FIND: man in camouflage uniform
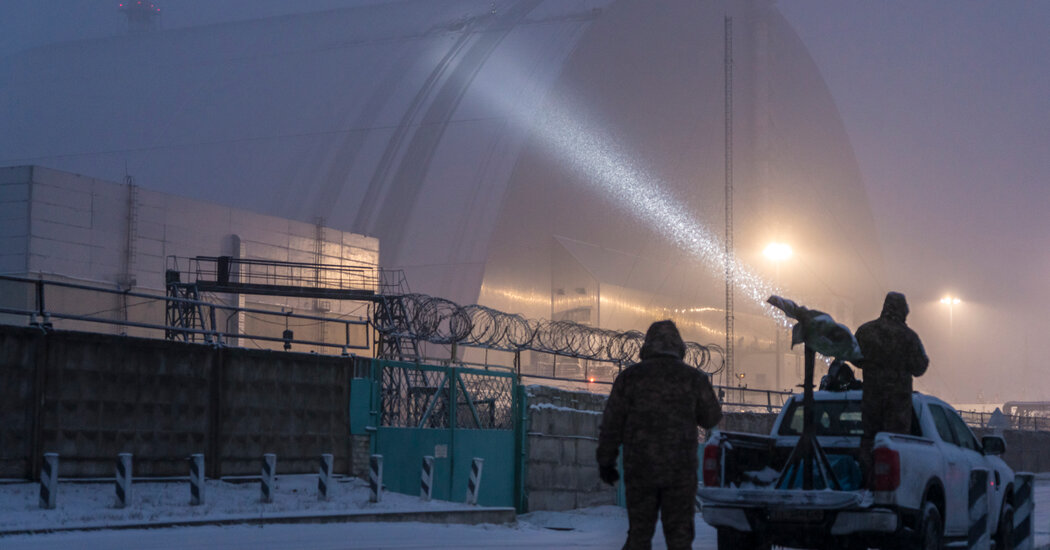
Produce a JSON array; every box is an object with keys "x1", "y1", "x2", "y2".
[
  {"x1": 596, "y1": 320, "x2": 722, "y2": 550},
  {"x1": 854, "y1": 292, "x2": 929, "y2": 485}
]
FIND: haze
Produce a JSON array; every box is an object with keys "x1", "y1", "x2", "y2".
[{"x1": 1, "y1": 0, "x2": 1048, "y2": 404}]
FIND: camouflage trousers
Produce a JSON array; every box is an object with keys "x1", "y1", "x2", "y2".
[{"x1": 622, "y1": 483, "x2": 696, "y2": 550}]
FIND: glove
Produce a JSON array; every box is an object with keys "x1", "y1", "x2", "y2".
[{"x1": 599, "y1": 465, "x2": 620, "y2": 486}]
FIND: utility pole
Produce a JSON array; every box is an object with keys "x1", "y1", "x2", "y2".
[{"x1": 723, "y1": 15, "x2": 735, "y2": 385}]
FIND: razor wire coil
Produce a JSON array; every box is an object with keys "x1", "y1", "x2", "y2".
[{"x1": 375, "y1": 294, "x2": 723, "y2": 374}]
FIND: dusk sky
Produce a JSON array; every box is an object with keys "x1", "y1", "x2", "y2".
[
  {"x1": 2, "y1": 1, "x2": 1048, "y2": 402},
  {"x1": 777, "y1": 2, "x2": 1050, "y2": 401}
]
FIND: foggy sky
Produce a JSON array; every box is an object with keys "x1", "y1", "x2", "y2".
[
  {"x1": 777, "y1": 2, "x2": 1050, "y2": 403},
  {"x1": 2, "y1": 1, "x2": 1049, "y2": 403}
]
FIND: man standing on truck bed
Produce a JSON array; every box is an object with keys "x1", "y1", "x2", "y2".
[
  {"x1": 854, "y1": 291, "x2": 930, "y2": 486},
  {"x1": 596, "y1": 320, "x2": 723, "y2": 550}
]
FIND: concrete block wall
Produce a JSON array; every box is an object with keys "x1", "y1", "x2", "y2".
[
  {"x1": 0, "y1": 324, "x2": 357, "y2": 479},
  {"x1": 522, "y1": 385, "x2": 790, "y2": 511},
  {"x1": 720, "y1": 410, "x2": 778, "y2": 435},
  {"x1": 524, "y1": 385, "x2": 616, "y2": 511}
]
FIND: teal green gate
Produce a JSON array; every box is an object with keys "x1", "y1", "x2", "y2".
[{"x1": 356, "y1": 360, "x2": 521, "y2": 509}]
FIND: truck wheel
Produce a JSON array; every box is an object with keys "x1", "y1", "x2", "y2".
[
  {"x1": 917, "y1": 501, "x2": 943, "y2": 550},
  {"x1": 995, "y1": 502, "x2": 1014, "y2": 550},
  {"x1": 717, "y1": 528, "x2": 770, "y2": 550}
]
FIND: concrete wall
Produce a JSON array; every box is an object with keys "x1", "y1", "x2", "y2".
[
  {"x1": 521, "y1": 385, "x2": 1050, "y2": 511},
  {"x1": 0, "y1": 324, "x2": 359, "y2": 479},
  {"x1": 524, "y1": 385, "x2": 614, "y2": 512},
  {"x1": 522, "y1": 385, "x2": 780, "y2": 511}
]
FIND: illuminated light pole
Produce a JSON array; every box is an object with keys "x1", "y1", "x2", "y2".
[
  {"x1": 940, "y1": 296, "x2": 960, "y2": 371},
  {"x1": 764, "y1": 242, "x2": 793, "y2": 391},
  {"x1": 939, "y1": 295, "x2": 961, "y2": 338}
]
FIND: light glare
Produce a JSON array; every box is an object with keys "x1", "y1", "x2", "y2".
[{"x1": 763, "y1": 242, "x2": 793, "y2": 262}]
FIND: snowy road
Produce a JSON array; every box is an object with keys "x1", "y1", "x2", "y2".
[
  {"x1": 2, "y1": 479, "x2": 1048, "y2": 549},
  {"x1": 0, "y1": 506, "x2": 716, "y2": 549}
]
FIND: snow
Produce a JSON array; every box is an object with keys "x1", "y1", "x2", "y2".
[
  {"x1": 1, "y1": 474, "x2": 1049, "y2": 549},
  {"x1": 529, "y1": 403, "x2": 603, "y2": 415},
  {"x1": 0, "y1": 475, "x2": 474, "y2": 534}
]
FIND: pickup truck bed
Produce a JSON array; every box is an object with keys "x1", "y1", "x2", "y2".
[{"x1": 697, "y1": 390, "x2": 1015, "y2": 549}]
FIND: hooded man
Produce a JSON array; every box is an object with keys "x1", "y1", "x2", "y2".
[
  {"x1": 854, "y1": 292, "x2": 930, "y2": 482},
  {"x1": 596, "y1": 320, "x2": 722, "y2": 550}
]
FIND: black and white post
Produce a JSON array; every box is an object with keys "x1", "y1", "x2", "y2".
[
  {"x1": 369, "y1": 454, "x2": 383, "y2": 503},
  {"x1": 39, "y1": 452, "x2": 58, "y2": 509},
  {"x1": 969, "y1": 468, "x2": 990, "y2": 550},
  {"x1": 189, "y1": 453, "x2": 205, "y2": 506},
  {"x1": 466, "y1": 457, "x2": 484, "y2": 505},
  {"x1": 115, "y1": 453, "x2": 133, "y2": 508},
  {"x1": 318, "y1": 453, "x2": 333, "y2": 501},
  {"x1": 420, "y1": 455, "x2": 434, "y2": 501},
  {"x1": 1013, "y1": 472, "x2": 1035, "y2": 550},
  {"x1": 261, "y1": 453, "x2": 276, "y2": 503}
]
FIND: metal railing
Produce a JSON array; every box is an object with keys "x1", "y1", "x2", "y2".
[
  {"x1": 167, "y1": 255, "x2": 381, "y2": 294},
  {"x1": 958, "y1": 409, "x2": 1050, "y2": 432},
  {"x1": 0, "y1": 274, "x2": 370, "y2": 354},
  {"x1": 6, "y1": 274, "x2": 1044, "y2": 428}
]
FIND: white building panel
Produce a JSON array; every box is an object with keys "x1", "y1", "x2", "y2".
[{"x1": 0, "y1": 168, "x2": 379, "y2": 297}]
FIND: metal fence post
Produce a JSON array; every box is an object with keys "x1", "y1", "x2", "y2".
[
  {"x1": 369, "y1": 454, "x2": 383, "y2": 503},
  {"x1": 261, "y1": 453, "x2": 276, "y2": 503},
  {"x1": 968, "y1": 469, "x2": 990, "y2": 549},
  {"x1": 318, "y1": 453, "x2": 333, "y2": 501},
  {"x1": 115, "y1": 453, "x2": 132, "y2": 508},
  {"x1": 39, "y1": 452, "x2": 58, "y2": 509},
  {"x1": 189, "y1": 454, "x2": 205, "y2": 505},
  {"x1": 1013, "y1": 472, "x2": 1035, "y2": 550},
  {"x1": 467, "y1": 457, "x2": 484, "y2": 505},
  {"x1": 420, "y1": 455, "x2": 434, "y2": 501}
]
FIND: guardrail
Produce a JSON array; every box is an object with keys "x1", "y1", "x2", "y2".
[
  {"x1": 958, "y1": 409, "x2": 1050, "y2": 432},
  {"x1": 0, "y1": 274, "x2": 370, "y2": 354}
]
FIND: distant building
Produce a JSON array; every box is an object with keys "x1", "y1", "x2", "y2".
[
  {"x1": 0, "y1": 165, "x2": 378, "y2": 351},
  {"x1": 0, "y1": 0, "x2": 885, "y2": 389}
]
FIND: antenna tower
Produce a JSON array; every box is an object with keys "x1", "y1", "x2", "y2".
[{"x1": 723, "y1": 15, "x2": 735, "y2": 384}]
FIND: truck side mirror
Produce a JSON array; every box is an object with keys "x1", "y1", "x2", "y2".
[{"x1": 981, "y1": 435, "x2": 1006, "y2": 456}]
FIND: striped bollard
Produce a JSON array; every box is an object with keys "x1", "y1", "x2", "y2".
[
  {"x1": 466, "y1": 457, "x2": 484, "y2": 505},
  {"x1": 261, "y1": 453, "x2": 276, "y2": 503},
  {"x1": 1013, "y1": 472, "x2": 1035, "y2": 550},
  {"x1": 369, "y1": 454, "x2": 383, "y2": 503},
  {"x1": 39, "y1": 453, "x2": 58, "y2": 509},
  {"x1": 968, "y1": 468, "x2": 990, "y2": 550},
  {"x1": 318, "y1": 453, "x2": 333, "y2": 501},
  {"x1": 189, "y1": 454, "x2": 205, "y2": 505},
  {"x1": 115, "y1": 453, "x2": 133, "y2": 508},
  {"x1": 420, "y1": 456, "x2": 434, "y2": 501}
]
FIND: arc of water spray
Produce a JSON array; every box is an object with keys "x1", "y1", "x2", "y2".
[{"x1": 474, "y1": 68, "x2": 788, "y2": 326}]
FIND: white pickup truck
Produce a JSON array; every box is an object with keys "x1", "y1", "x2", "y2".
[{"x1": 698, "y1": 390, "x2": 1015, "y2": 549}]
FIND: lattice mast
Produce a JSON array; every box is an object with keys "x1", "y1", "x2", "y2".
[{"x1": 723, "y1": 15, "x2": 735, "y2": 384}]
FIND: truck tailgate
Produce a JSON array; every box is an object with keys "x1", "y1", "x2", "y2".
[{"x1": 698, "y1": 487, "x2": 865, "y2": 509}]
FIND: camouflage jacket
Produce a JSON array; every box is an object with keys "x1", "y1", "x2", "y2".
[
  {"x1": 854, "y1": 292, "x2": 929, "y2": 434},
  {"x1": 596, "y1": 321, "x2": 722, "y2": 487}
]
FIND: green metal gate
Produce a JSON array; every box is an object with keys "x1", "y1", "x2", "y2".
[{"x1": 353, "y1": 359, "x2": 522, "y2": 509}]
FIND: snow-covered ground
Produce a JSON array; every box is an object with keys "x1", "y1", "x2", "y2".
[{"x1": 1, "y1": 474, "x2": 1049, "y2": 549}]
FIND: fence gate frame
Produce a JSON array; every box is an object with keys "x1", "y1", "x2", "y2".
[{"x1": 360, "y1": 359, "x2": 522, "y2": 509}]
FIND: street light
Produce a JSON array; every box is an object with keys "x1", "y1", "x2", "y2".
[
  {"x1": 939, "y1": 295, "x2": 961, "y2": 337},
  {"x1": 763, "y1": 242, "x2": 793, "y2": 263},
  {"x1": 940, "y1": 296, "x2": 961, "y2": 370},
  {"x1": 764, "y1": 242, "x2": 793, "y2": 392}
]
